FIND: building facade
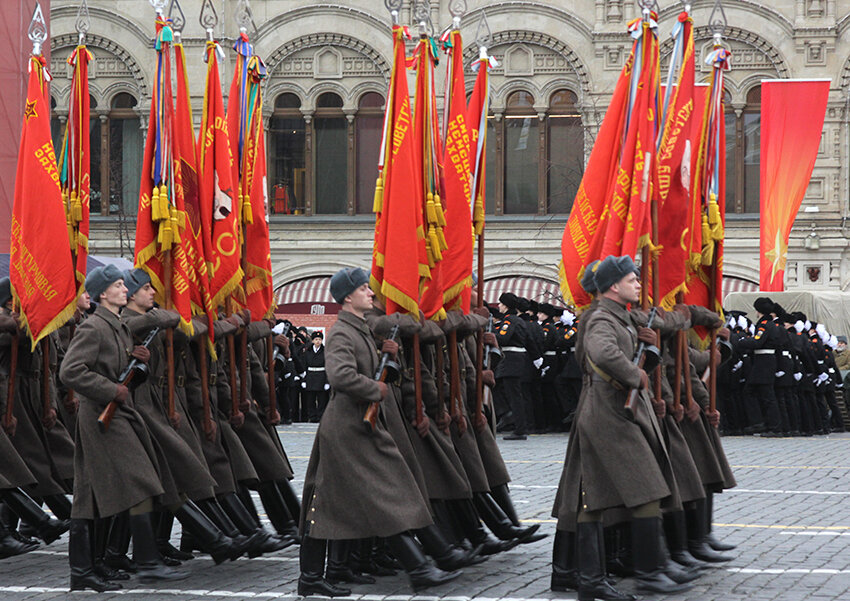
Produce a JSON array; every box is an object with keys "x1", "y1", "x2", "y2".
[{"x1": 46, "y1": 0, "x2": 850, "y2": 310}]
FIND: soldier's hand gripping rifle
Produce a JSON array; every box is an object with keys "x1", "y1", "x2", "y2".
[
  {"x1": 97, "y1": 327, "x2": 161, "y2": 433},
  {"x1": 363, "y1": 324, "x2": 400, "y2": 433},
  {"x1": 624, "y1": 307, "x2": 661, "y2": 417}
]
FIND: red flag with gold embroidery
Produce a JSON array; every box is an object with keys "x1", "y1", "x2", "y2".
[
  {"x1": 57, "y1": 44, "x2": 92, "y2": 296},
  {"x1": 10, "y1": 55, "x2": 77, "y2": 349},
  {"x1": 759, "y1": 80, "x2": 829, "y2": 291},
  {"x1": 439, "y1": 28, "x2": 473, "y2": 313},
  {"x1": 134, "y1": 17, "x2": 193, "y2": 335},
  {"x1": 466, "y1": 49, "x2": 492, "y2": 239},
  {"x1": 243, "y1": 121, "x2": 274, "y2": 319},
  {"x1": 199, "y1": 38, "x2": 242, "y2": 311},
  {"x1": 371, "y1": 25, "x2": 427, "y2": 316}
]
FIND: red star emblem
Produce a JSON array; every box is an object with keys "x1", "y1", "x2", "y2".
[{"x1": 24, "y1": 99, "x2": 37, "y2": 122}]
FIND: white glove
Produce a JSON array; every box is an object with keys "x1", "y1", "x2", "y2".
[
  {"x1": 301, "y1": 381, "x2": 307, "y2": 389},
  {"x1": 775, "y1": 371, "x2": 785, "y2": 378},
  {"x1": 794, "y1": 320, "x2": 805, "y2": 333},
  {"x1": 533, "y1": 357, "x2": 544, "y2": 370},
  {"x1": 560, "y1": 311, "x2": 575, "y2": 326},
  {"x1": 540, "y1": 366, "x2": 550, "y2": 377},
  {"x1": 323, "y1": 383, "x2": 330, "y2": 391},
  {"x1": 794, "y1": 372, "x2": 802, "y2": 381},
  {"x1": 804, "y1": 320, "x2": 812, "y2": 331},
  {"x1": 272, "y1": 323, "x2": 286, "y2": 335},
  {"x1": 829, "y1": 335, "x2": 838, "y2": 350},
  {"x1": 816, "y1": 323, "x2": 828, "y2": 339},
  {"x1": 732, "y1": 360, "x2": 743, "y2": 372},
  {"x1": 749, "y1": 325, "x2": 756, "y2": 335},
  {"x1": 817, "y1": 373, "x2": 829, "y2": 385},
  {"x1": 737, "y1": 316, "x2": 748, "y2": 330},
  {"x1": 727, "y1": 317, "x2": 736, "y2": 329}
]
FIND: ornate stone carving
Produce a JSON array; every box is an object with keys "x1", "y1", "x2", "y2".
[{"x1": 267, "y1": 33, "x2": 389, "y2": 80}]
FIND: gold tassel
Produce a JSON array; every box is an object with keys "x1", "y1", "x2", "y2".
[
  {"x1": 701, "y1": 213, "x2": 711, "y2": 247},
  {"x1": 242, "y1": 194, "x2": 254, "y2": 225},
  {"x1": 170, "y1": 208, "x2": 182, "y2": 245},
  {"x1": 436, "y1": 225, "x2": 448, "y2": 251},
  {"x1": 708, "y1": 194, "x2": 724, "y2": 241},
  {"x1": 433, "y1": 193, "x2": 446, "y2": 227},
  {"x1": 372, "y1": 176, "x2": 384, "y2": 213},
  {"x1": 71, "y1": 190, "x2": 82, "y2": 223},
  {"x1": 425, "y1": 239, "x2": 435, "y2": 268},
  {"x1": 428, "y1": 226, "x2": 443, "y2": 261},
  {"x1": 151, "y1": 185, "x2": 161, "y2": 220},
  {"x1": 426, "y1": 192, "x2": 437, "y2": 224}
]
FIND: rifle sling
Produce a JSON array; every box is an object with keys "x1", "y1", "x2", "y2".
[{"x1": 586, "y1": 357, "x2": 626, "y2": 392}]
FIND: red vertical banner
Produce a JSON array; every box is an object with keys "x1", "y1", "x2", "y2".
[
  {"x1": 466, "y1": 51, "x2": 492, "y2": 240},
  {"x1": 759, "y1": 79, "x2": 830, "y2": 291},
  {"x1": 57, "y1": 44, "x2": 91, "y2": 296},
  {"x1": 10, "y1": 55, "x2": 77, "y2": 348}
]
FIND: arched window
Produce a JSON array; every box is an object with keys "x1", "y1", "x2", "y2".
[
  {"x1": 313, "y1": 92, "x2": 347, "y2": 214},
  {"x1": 355, "y1": 92, "x2": 385, "y2": 214},
  {"x1": 269, "y1": 92, "x2": 306, "y2": 214},
  {"x1": 107, "y1": 93, "x2": 141, "y2": 215},
  {"x1": 503, "y1": 90, "x2": 539, "y2": 214},
  {"x1": 546, "y1": 89, "x2": 584, "y2": 213},
  {"x1": 726, "y1": 85, "x2": 761, "y2": 213}
]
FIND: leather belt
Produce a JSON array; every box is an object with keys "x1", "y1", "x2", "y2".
[
  {"x1": 307, "y1": 367, "x2": 326, "y2": 372},
  {"x1": 158, "y1": 375, "x2": 186, "y2": 387},
  {"x1": 502, "y1": 346, "x2": 525, "y2": 353},
  {"x1": 753, "y1": 349, "x2": 775, "y2": 355},
  {"x1": 587, "y1": 357, "x2": 625, "y2": 391},
  {"x1": 209, "y1": 374, "x2": 217, "y2": 385}
]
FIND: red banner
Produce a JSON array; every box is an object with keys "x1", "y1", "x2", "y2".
[
  {"x1": 199, "y1": 39, "x2": 242, "y2": 310},
  {"x1": 58, "y1": 45, "x2": 91, "y2": 296},
  {"x1": 371, "y1": 25, "x2": 427, "y2": 316},
  {"x1": 466, "y1": 52, "x2": 491, "y2": 238},
  {"x1": 759, "y1": 79, "x2": 830, "y2": 291},
  {"x1": 10, "y1": 56, "x2": 77, "y2": 348},
  {"x1": 440, "y1": 29, "x2": 472, "y2": 313}
]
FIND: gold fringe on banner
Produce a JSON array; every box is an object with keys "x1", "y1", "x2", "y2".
[{"x1": 372, "y1": 175, "x2": 384, "y2": 213}]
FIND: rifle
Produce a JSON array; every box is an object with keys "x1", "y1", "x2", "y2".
[
  {"x1": 3, "y1": 331, "x2": 19, "y2": 435},
  {"x1": 625, "y1": 307, "x2": 660, "y2": 416},
  {"x1": 97, "y1": 327, "x2": 161, "y2": 433},
  {"x1": 363, "y1": 324, "x2": 400, "y2": 433}
]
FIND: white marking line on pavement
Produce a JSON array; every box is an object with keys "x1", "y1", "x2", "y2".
[
  {"x1": 732, "y1": 488, "x2": 850, "y2": 496},
  {"x1": 780, "y1": 531, "x2": 850, "y2": 536},
  {"x1": 728, "y1": 568, "x2": 850, "y2": 575}
]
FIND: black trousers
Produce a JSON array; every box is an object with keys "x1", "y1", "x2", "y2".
[
  {"x1": 301, "y1": 390, "x2": 329, "y2": 422},
  {"x1": 497, "y1": 377, "x2": 527, "y2": 435},
  {"x1": 744, "y1": 382, "x2": 780, "y2": 432}
]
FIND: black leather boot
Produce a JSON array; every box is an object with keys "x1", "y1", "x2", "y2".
[
  {"x1": 156, "y1": 511, "x2": 194, "y2": 561},
  {"x1": 298, "y1": 536, "x2": 351, "y2": 597},
  {"x1": 349, "y1": 537, "x2": 396, "y2": 576},
  {"x1": 551, "y1": 529, "x2": 576, "y2": 591},
  {"x1": 276, "y1": 479, "x2": 302, "y2": 526},
  {"x1": 0, "y1": 517, "x2": 39, "y2": 559},
  {"x1": 657, "y1": 522, "x2": 700, "y2": 584},
  {"x1": 217, "y1": 493, "x2": 292, "y2": 556},
  {"x1": 663, "y1": 510, "x2": 710, "y2": 571},
  {"x1": 326, "y1": 539, "x2": 376, "y2": 584},
  {"x1": 43, "y1": 494, "x2": 72, "y2": 520},
  {"x1": 705, "y1": 493, "x2": 736, "y2": 551},
  {"x1": 386, "y1": 532, "x2": 461, "y2": 591},
  {"x1": 450, "y1": 499, "x2": 519, "y2": 556},
  {"x1": 631, "y1": 517, "x2": 693, "y2": 594},
  {"x1": 1, "y1": 488, "x2": 68, "y2": 544},
  {"x1": 175, "y1": 501, "x2": 245, "y2": 564},
  {"x1": 69, "y1": 519, "x2": 121, "y2": 592},
  {"x1": 576, "y1": 521, "x2": 634, "y2": 601},
  {"x1": 415, "y1": 524, "x2": 487, "y2": 570},
  {"x1": 93, "y1": 517, "x2": 130, "y2": 581},
  {"x1": 257, "y1": 482, "x2": 298, "y2": 538},
  {"x1": 489, "y1": 484, "x2": 521, "y2": 526},
  {"x1": 103, "y1": 512, "x2": 137, "y2": 573},
  {"x1": 604, "y1": 523, "x2": 633, "y2": 577},
  {"x1": 130, "y1": 512, "x2": 189, "y2": 583},
  {"x1": 686, "y1": 499, "x2": 733, "y2": 563},
  {"x1": 473, "y1": 492, "x2": 546, "y2": 543}
]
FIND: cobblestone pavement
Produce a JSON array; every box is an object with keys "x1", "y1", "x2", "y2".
[{"x1": 2, "y1": 424, "x2": 849, "y2": 601}]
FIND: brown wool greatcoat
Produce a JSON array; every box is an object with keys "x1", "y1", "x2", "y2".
[
  {"x1": 561, "y1": 298, "x2": 674, "y2": 513},
  {"x1": 59, "y1": 305, "x2": 164, "y2": 519},
  {"x1": 122, "y1": 308, "x2": 217, "y2": 502},
  {"x1": 0, "y1": 424, "x2": 37, "y2": 490},
  {"x1": 300, "y1": 310, "x2": 432, "y2": 540}
]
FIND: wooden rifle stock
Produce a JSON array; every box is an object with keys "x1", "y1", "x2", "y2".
[
  {"x1": 363, "y1": 325, "x2": 401, "y2": 433},
  {"x1": 3, "y1": 332, "x2": 19, "y2": 434},
  {"x1": 447, "y1": 330, "x2": 464, "y2": 435},
  {"x1": 624, "y1": 307, "x2": 658, "y2": 415}
]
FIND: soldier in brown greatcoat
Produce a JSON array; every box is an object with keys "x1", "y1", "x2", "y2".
[
  {"x1": 59, "y1": 265, "x2": 186, "y2": 591},
  {"x1": 558, "y1": 255, "x2": 692, "y2": 600},
  {"x1": 297, "y1": 267, "x2": 460, "y2": 596}
]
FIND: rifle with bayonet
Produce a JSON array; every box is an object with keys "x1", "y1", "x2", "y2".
[{"x1": 363, "y1": 324, "x2": 401, "y2": 433}]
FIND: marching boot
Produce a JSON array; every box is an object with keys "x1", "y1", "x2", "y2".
[
  {"x1": 156, "y1": 511, "x2": 194, "y2": 561},
  {"x1": 451, "y1": 499, "x2": 519, "y2": 556},
  {"x1": 386, "y1": 532, "x2": 462, "y2": 591},
  {"x1": 550, "y1": 529, "x2": 577, "y2": 592},
  {"x1": 705, "y1": 493, "x2": 736, "y2": 551},
  {"x1": 103, "y1": 512, "x2": 137, "y2": 573},
  {"x1": 431, "y1": 499, "x2": 464, "y2": 545},
  {"x1": 175, "y1": 500, "x2": 245, "y2": 564},
  {"x1": 663, "y1": 510, "x2": 710, "y2": 571},
  {"x1": 489, "y1": 483, "x2": 521, "y2": 526},
  {"x1": 69, "y1": 519, "x2": 121, "y2": 592},
  {"x1": 43, "y1": 494, "x2": 72, "y2": 520},
  {"x1": 257, "y1": 482, "x2": 299, "y2": 539},
  {"x1": 656, "y1": 523, "x2": 700, "y2": 584},
  {"x1": 415, "y1": 524, "x2": 487, "y2": 570},
  {"x1": 196, "y1": 498, "x2": 257, "y2": 557},
  {"x1": 129, "y1": 512, "x2": 189, "y2": 583},
  {"x1": 349, "y1": 537, "x2": 396, "y2": 576},
  {"x1": 238, "y1": 485, "x2": 262, "y2": 528},
  {"x1": 685, "y1": 499, "x2": 733, "y2": 563},
  {"x1": 373, "y1": 537, "x2": 402, "y2": 570},
  {"x1": 0, "y1": 517, "x2": 39, "y2": 559},
  {"x1": 0, "y1": 488, "x2": 68, "y2": 544},
  {"x1": 631, "y1": 517, "x2": 693, "y2": 594},
  {"x1": 575, "y1": 521, "x2": 634, "y2": 601},
  {"x1": 218, "y1": 493, "x2": 292, "y2": 555},
  {"x1": 276, "y1": 479, "x2": 302, "y2": 526},
  {"x1": 298, "y1": 536, "x2": 350, "y2": 597},
  {"x1": 604, "y1": 523, "x2": 633, "y2": 577},
  {"x1": 93, "y1": 517, "x2": 130, "y2": 581},
  {"x1": 326, "y1": 539, "x2": 376, "y2": 584},
  {"x1": 473, "y1": 491, "x2": 546, "y2": 543}
]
